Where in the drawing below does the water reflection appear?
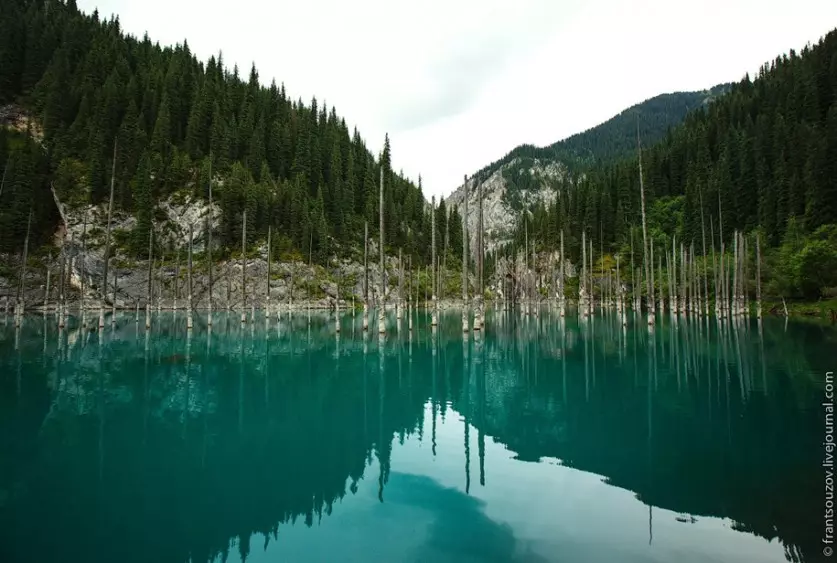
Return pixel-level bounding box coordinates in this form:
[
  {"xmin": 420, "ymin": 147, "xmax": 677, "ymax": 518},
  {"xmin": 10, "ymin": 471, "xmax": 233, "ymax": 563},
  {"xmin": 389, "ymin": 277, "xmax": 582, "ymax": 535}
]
[{"xmin": 0, "ymin": 310, "xmax": 833, "ymax": 563}]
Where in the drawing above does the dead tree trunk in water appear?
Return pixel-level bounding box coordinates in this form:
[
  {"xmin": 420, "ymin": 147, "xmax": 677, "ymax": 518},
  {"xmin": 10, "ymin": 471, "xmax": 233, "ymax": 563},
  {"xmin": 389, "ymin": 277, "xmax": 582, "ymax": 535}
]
[
  {"xmin": 241, "ymin": 210, "xmax": 247, "ymax": 323},
  {"xmin": 207, "ymin": 155, "xmax": 214, "ymax": 325},
  {"xmin": 174, "ymin": 246, "xmax": 180, "ymax": 310},
  {"xmin": 266, "ymin": 226, "xmax": 271, "ymax": 318},
  {"xmin": 462, "ymin": 174, "xmax": 469, "ymax": 333},
  {"xmin": 15, "ymin": 208, "xmax": 33, "ymax": 324},
  {"xmin": 101, "ymin": 140, "xmax": 118, "ymax": 323},
  {"xmin": 756, "ymin": 233, "xmax": 762, "ymax": 319},
  {"xmin": 637, "ymin": 129, "xmax": 653, "ymax": 325},
  {"xmin": 475, "ymin": 174, "xmax": 484, "ymax": 330},
  {"xmin": 378, "ymin": 155, "xmax": 386, "ymax": 334},
  {"xmin": 431, "ymin": 195, "xmax": 437, "ymax": 326},
  {"xmin": 80, "ymin": 212, "xmax": 88, "ymax": 326},
  {"xmin": 145, "ymin": 227, "xmax": 153, "ymax": 329},
  {"xmin": 559, "ymin": 229, "xmax": 566, "ymax": 316},
  {"xmin": 187, "ymin": 223, "xmax": 193, "ymax": 329},
  {"xmin": 363, "ymin": 221, "xmax": 369, "ymax": 331},
  {"xmin": 581, "ymin": 230, "xmax": 587, "ymax": 316}
]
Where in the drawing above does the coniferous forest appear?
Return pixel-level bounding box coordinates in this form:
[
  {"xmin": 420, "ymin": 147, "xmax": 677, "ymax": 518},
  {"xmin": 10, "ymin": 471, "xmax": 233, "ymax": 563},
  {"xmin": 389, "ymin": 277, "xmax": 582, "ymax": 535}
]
[
  {"xmin": 2, "ymin": 0, "xmax": 837, "ymax": 305},
  {"xmin": 0, "ymin": 0, "xmax": 436, "ymax": 266},
  {"xmin": 509, "ymin": 28, "xmax": 837, "ymax": 301}
]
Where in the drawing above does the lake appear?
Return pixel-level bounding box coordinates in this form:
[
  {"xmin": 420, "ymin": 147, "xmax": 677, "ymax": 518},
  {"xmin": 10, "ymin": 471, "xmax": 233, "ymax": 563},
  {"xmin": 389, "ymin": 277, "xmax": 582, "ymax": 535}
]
[{"xmin": 0, "ymin": 309, "xmax": 833, "ymax": 563}]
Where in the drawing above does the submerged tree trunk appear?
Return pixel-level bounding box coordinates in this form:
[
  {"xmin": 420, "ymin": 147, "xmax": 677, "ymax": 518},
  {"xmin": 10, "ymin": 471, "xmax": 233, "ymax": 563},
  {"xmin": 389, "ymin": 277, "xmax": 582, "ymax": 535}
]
[
  {"xmin": 363, "ymin": 221, "xmax": 369, "ymax": 331},
  {"xmin": 145, "ymin": 227, "xmax": 153, "ymax": 329},
  {"xmin": 637, "ymin": 131, "xmax": 654, "ymax": 325},
  {"xmin": 207, "ymin": 155, "xmax": 214, "ymax": 325},
  {"xmin": 431, "ymin": 196, "xmax": 437, "ymax": 326},
  {"xmin": 559, "ymin": 229, "xmax": 566, "ymax": 316},
  {"xmin": 15, "ymin": 208, "xmax": 33, "ymax": 325},
  {"xmin": 462, "ymin": 174, "xmax": 469, "ymax": 333},
  {"xmin": 378, "ymin": 157, "xmax": 386, "ymax": 334},
  {"xmin": 187, "ymin": 224, "xmax": 194, "ymax": 329},
  {"xmin": 756, "ymin": 233, "xmax": 762, "ymax": 319},
  {"xmin": 241, "ymin": 210, "xmax": 247, "ymax": 323},
  {"xmin": 475, "ymin": 174, "xmax": 484, "ymax": 330},
  {"xmin": 266, "ymin": 225, "xmax": 271, "ymax": 319},
  {"xmin": 101, "ymin": 140, "xmax": 118, "ymax": 326},
  {"xmin": 80, "ymin": 212, "xmax": 88, "ymax": 326}
]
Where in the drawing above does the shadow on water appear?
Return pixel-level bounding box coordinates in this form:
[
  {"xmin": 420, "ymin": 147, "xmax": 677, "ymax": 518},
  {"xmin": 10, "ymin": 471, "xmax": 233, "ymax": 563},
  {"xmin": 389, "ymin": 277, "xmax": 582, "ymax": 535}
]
[{"xmin": 0, "ymin": 309, "xmax": 833, "ymax": 563}]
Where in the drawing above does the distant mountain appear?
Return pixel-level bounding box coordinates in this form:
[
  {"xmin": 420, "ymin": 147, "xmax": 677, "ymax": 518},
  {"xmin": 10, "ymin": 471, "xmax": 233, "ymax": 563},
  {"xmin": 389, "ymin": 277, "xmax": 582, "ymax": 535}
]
[
  {"xmin": 448, "ymin": 85, "xmax": 730, "ymax": 248},
  {"xmin": 476, "ymin": 84, "xmax": 732, "ymax": 181}
]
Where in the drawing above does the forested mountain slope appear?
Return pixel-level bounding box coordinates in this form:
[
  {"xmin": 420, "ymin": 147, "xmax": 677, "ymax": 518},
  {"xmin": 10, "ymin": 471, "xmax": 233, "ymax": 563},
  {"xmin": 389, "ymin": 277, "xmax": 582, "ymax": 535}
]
[
  {"xmin": 0, "ymin": 0, "xmax": 430, "ymax": 265},
  {"xmin": 512, "ymin": 28, "xmax": 837, "ymax": 299},
  {"xmin": 447, "ymin": 86, "xmax": 729, "ymax": 249}
]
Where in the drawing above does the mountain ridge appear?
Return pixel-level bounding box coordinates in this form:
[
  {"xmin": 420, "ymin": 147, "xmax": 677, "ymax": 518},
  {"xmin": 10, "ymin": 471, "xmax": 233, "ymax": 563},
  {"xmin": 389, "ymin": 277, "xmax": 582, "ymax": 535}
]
[{"xmin": 446, "ymin": 84, "xmax": 731, "ymax": 249}]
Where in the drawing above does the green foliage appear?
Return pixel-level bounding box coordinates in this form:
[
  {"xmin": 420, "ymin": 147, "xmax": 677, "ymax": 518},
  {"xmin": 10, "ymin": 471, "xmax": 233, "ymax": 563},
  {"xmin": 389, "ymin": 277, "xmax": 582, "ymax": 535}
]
[
  {"xmin": 0, "ymin": 0, "xmax": 431, "ymax": 267},
  {"xmin": 772, "ymin": 222, "xmax": 837, "ymax": 299},
  {"xmin": 504, "ymin": 32, "xmax": 837, "ymax": 301}
]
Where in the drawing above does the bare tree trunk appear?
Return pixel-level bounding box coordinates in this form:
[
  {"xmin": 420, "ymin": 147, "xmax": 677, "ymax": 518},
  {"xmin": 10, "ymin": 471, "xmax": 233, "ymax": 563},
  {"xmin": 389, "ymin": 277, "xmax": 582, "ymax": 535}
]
[
  {"xmin": 559, "ymin": 229, "xmax": 566, "ymax": 317},
  {"xmin": 431, "ymin": 196, "xmax": 437, "ymax": 326},
  {"xmin": 650, "ymin": 236, "xmax": 655, "ymax": 316},
  {"xmin": 174, "ymin": 246, "xmax": 180, "ymax": 310},
  {"xmin": 691, "ymin": 242, "xmax": 697, "ymax": 316},
  {"xmin": 157, "ymin": 260, "xmax": 163, "ymax": 313},
  {"xmin": 363, "ymin": 221, "xmax": 369, "ymax": 331},
  {"xmin": 207, "ymin": 154, "xmax": 214, "ymax": 326},
  {"xmin": 408, "ymin": 254, "xmax": 413, "ymax": 331},
  {"xmin": 398, "ymin": 248, "xmax": 403, "ymax": 321},
  {"xmin": 145, "ymin": 227, "xmax": 152, "ymax": 329},
  {"xmin": 111, "ymin": 265, "xmax": 118, "ymax": 322},
  {"xmin": 584, "ymin": 237, "xmax": 595, "ymax": 315},
  {"xmin": 475, "ymin": 174, "xmax": 484, "ymax": 330},
  {"xmin": 637, "ymin": 131, "xmax": 653, "ymax": 325},
  {"xmin": 699, "ymin": 188, "xmax": 709, "ymax": 318},
  {"xmin": 15, "ymin": 208, "xmax": 32, "ymax": 326},
  {"xmin": 187, "ymin": 223, "xmax": 193, "ymax": 330},
  {"xmin": 44, "ymin": 252, "xmax": 51, "ymax": 312},
  {"xmin": 101, "ymin": 140, "xmax": 118, "ymax": 327},
  {"xmin": 732, "ymin": 231, "xmax": 739, "ymax": 317},
  {"xmin": 630, "ymin": 229, "xmax": 636, "ymax": 311},
  {"xmin": 462, "ymin": 174, "xmax": 469, "ymax": 333},
  {"xmin": 80, "ymin": 212, "xmax": 88, "ymax": 327},
  {"xmin": 756, "ymin": 233, "xmax": 762, "ymax": 319},
  {"xmin": 58, "ymin": 244, "xmax": 66, "ymax": 327},
  {"xmin": 378, "ymin": 156, "xmax": 386, "ymax": 334},
  {"xmin": 241, "ymin": 210, "xmax": 247, "ymax": 323},
  {"xmin": 266, "ymin": 225, "xmax": 271, "ymax": 319},
  {"xmin": 672, "ymin": 235, "xmax": 678, "ymax": 314},
  {"xmin": 658, "ymin": 250, "xmax": 664, "ymax": 314},
  {"xmin": 581, "ymin": 230, "xmax": 587, "ymax": 316}
]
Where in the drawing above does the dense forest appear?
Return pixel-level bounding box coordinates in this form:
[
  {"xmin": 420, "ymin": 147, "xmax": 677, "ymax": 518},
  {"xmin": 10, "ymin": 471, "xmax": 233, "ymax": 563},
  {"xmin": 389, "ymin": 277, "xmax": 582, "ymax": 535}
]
[
  {"xmin": 472, "ymin": 85, "xmax": 730, "ymax": 185},
  {"xmin": 0, "ymin": 0, "xmax": 437, "ymax": 265},
  {"xmin": 509, "ymin": 28, "xmax": 837, "ymax": 301}
]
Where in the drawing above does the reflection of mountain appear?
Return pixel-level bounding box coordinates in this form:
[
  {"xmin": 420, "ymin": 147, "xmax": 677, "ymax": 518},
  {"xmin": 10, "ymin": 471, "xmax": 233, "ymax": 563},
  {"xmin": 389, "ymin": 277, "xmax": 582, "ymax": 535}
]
[
  {"xmin": 0, "ymin": 314, "xmax": 429, "ymax": 563},
  {"xmin": 0, "ymin": 312, "xmax": 828, "ymax": 563},
  {"xmin": 444, "ymin": 314, "xmax": 825, "ymax": 563}
]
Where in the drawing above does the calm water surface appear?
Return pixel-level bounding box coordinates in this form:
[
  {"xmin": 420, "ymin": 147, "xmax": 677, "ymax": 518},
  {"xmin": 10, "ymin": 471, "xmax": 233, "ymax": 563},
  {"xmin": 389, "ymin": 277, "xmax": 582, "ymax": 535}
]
[{"xmin": 0, "ymin": 309, "xmax": 834, "ymax": 563}]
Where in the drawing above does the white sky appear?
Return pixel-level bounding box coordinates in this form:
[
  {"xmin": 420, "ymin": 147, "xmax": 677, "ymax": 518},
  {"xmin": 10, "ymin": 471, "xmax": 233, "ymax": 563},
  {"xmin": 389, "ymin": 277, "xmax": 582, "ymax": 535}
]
[{"xmin": 81, "ymin": 0, "xmax": 837, "ymax": 199}]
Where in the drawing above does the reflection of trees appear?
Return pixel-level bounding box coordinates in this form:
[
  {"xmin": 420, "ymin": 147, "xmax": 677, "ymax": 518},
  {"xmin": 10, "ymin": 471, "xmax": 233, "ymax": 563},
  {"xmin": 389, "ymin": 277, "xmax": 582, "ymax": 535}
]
[
  {"xmin": 445, "ymin": 313, "xmax": 827, "ymax": 563},
  {"xmin": 0, "ymin": 314, "xmax": 432, "ymax": 563},
  {"xmin": 0, "ymin": 312, "xmax": 830, "ymax": 563}
]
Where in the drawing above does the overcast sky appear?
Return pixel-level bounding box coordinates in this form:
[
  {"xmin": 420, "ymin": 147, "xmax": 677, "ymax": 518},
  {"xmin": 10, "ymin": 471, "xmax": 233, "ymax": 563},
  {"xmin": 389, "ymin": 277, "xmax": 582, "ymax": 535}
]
[{"xmin": 81, "ymin": 0, "xmax": 837, "ymax": 199}]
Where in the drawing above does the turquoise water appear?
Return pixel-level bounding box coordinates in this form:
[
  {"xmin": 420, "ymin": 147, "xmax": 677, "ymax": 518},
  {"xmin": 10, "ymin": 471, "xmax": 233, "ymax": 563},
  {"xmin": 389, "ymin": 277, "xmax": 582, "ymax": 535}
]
[{"xmin": 0, "ymin": 310, "xmax": 833, "ymax": 563}]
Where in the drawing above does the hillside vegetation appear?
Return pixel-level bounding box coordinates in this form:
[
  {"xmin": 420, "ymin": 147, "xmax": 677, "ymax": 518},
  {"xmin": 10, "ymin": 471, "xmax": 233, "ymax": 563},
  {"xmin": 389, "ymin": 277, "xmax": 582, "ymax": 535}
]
[
  {"xmin": 510, "ymin": 29, "xmax": 837, "ymax": 301},
  {"xmin": 0, "ymin": 0, "xmax": 432, "ymax": 266}
]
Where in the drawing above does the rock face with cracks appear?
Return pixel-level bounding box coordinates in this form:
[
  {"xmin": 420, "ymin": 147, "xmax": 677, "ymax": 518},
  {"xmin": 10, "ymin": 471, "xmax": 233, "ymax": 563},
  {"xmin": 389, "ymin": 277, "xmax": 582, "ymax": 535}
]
[
  {"xmin": 445, "ymin": 157, "xmax": 572, "ymax": 252},
  {"xmin": 0, "ymin": 194, "xmax": 412, "ymax": 312}
]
